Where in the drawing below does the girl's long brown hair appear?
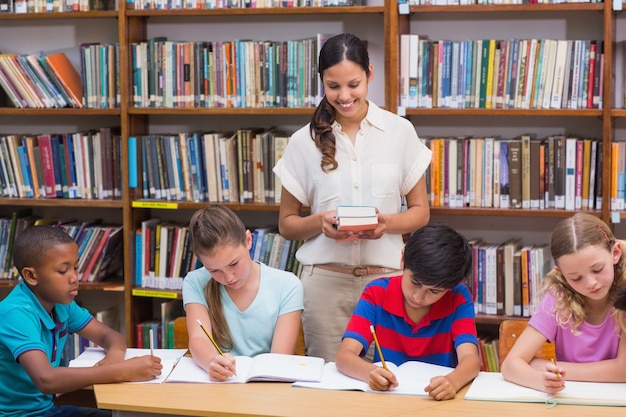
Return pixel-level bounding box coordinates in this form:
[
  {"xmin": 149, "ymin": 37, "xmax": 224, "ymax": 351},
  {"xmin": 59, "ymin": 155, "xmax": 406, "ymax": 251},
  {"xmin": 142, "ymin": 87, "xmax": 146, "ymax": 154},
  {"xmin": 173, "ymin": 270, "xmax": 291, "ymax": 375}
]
[{"xmin": 188, "ymin": 205, "xmax": 247, "ymax": 351}]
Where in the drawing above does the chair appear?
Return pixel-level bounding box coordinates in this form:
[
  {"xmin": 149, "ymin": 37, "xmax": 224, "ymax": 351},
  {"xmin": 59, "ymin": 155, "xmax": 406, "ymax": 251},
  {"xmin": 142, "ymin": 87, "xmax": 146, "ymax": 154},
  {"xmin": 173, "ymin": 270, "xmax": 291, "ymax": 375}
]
[
  {"xmin": 172, "ymin": 316, "xmax": 306, "ymax": 356},
  {"xmin": 498, "ymin": 319, "xmax": 555, "ymax": 368}
]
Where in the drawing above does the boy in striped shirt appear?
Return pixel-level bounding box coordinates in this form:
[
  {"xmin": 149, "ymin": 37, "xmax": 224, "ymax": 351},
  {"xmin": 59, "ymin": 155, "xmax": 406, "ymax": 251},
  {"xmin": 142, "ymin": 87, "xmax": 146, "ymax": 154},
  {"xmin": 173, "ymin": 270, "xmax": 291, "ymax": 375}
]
[{"xmin": 335, "ymin": 223, "xmax": 480, "ymax": 401}]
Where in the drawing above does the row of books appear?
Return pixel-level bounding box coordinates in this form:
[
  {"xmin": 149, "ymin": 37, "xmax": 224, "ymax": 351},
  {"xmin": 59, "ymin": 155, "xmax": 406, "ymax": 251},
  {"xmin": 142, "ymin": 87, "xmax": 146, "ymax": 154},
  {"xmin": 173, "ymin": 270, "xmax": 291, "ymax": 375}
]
[
  {"xmin": 0, "ymin": 0, "xmax": 113, "ymax": 13},
  {"xmin": 249, "ymin": 226, "xmax": 304, "ymax": 275},
  {"xmin": 60, "ymin": 305, "xmax": 119, "ymax": 366},
  {"xmin": 424, "ymin": 135, "xmax": 603, "ymax": 211},
  {"xmin": 0, "ymin": 51, "xmax": 84, "ymax": 109},
  {"xmin": 0, "ymin": 46, "xmax": 119, "ymax": 109},
  {"xmin": 466, "ymin": 238, "xmax": 553, "ymax": 318},
  {"xmin": 399, "ymin": 36, "xmax": 603, "ymax": 110},
  {"xmin": 477, "ymin": 335, "xmax": 500, "ymax": 373},
  {"xmin": 79, "ymin": 43, "xmax": 120, "ymax": 109},
  {"xmin": 135, "ymin": 300, "xmax": 183, "ymax": 349},
  {"xmin": 131, "ymin": 35, "xmax": 330, "ymax": 109},
  {"xmin": 128, "ymin": 0, "xmax": 363, "ymax": 9},
  {"xmin": 136, "ymin": 219, "xmax": 303, "ymax": 290},
  {"xmin": 133, "ymin": 129, "xmax": 289, "ymax": 204},
  {"xmin": 136, "ymin": 219, "xmax": 198, "ymax": 290},
  {"xmin": 0, "ymin": 129, "xmax": 122, "ymax": 200},
  {"xmin": 0, "ymin": 210, "xmax": 123, "ymax": 281}
]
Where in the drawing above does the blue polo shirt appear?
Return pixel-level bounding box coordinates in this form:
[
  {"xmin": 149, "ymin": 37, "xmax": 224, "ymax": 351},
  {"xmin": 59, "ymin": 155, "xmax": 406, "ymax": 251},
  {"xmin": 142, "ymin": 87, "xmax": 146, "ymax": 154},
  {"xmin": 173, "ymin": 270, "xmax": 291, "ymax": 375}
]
[
  {"xmin": 0, "ymin": 280, "xmax": 92, "ymax": 417},
  {"xmin": 343, "ymin": 276, "xmax": 478, "ymax": 367}
]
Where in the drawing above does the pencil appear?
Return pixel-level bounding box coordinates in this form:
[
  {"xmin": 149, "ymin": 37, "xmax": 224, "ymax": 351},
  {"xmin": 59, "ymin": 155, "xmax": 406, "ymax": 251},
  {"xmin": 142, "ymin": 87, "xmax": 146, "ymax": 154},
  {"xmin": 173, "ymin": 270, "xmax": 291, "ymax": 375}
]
[
  {"xmin": 149, "ymin": 328, "xmax": 154, "ymax": 356},
  {"xmin": 196, "ymin": 319, "xmax": 224, "ymax": 356},
  {"xmin": 370, "ymin": 325, "xmax": 388, "ymax": 370},
  {"xmin": 551, "ymin": 358, "xmax": 562, "ymax": 379}
]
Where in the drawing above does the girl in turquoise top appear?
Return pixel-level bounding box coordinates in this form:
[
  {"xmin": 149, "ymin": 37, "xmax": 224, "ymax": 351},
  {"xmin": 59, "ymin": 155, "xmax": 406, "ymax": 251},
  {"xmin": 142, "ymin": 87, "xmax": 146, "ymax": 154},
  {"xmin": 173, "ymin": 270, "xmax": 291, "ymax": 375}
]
[{"xmin": 182, "ymin": 205, "xmax": 303, "ymax": 382}]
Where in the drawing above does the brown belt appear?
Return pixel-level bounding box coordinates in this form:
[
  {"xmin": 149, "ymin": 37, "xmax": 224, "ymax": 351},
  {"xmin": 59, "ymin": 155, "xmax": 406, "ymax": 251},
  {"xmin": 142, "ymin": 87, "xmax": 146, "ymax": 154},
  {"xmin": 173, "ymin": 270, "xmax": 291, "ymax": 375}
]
[{"xmin": 313, "ymin": 264, "xmax": 398, "ymax": 277}]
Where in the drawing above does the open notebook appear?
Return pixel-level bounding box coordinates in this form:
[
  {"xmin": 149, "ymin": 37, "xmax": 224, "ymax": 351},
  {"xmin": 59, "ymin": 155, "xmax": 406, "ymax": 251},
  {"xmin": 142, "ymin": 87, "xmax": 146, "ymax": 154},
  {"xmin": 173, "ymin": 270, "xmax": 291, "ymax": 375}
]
[
  {"xmin": 292, "ymin": 361, "xmax": 454, "ymax": 396},
  {"xmin": 465, "ymin": 371, "xmax": 626, "ymax": 406},
  {"xmin": 69, "ymin": 347, "xmax": 188, "ymax": 384},
  {"xmin": 166, "ymin": 353, "xmax": 325, "ymax": 383}
]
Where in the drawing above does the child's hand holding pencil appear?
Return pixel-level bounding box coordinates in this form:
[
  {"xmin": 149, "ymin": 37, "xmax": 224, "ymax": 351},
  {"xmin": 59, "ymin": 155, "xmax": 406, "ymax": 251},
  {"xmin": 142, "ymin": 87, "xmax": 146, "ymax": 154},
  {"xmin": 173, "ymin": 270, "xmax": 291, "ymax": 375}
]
[
  {"xmin": 197, "ymin": 319, "xmax": 237, "ymax": 381},
  {"xmin": 368, "ymin": 325, "xmax": 398, "ymax": 391}
]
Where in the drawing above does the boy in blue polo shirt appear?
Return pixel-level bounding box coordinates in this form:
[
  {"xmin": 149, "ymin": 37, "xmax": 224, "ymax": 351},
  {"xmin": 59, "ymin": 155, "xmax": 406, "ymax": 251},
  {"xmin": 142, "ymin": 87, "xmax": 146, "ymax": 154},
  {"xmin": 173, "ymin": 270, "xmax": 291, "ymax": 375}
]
[
  {"xmin": 335, "ymin": 223, "xmax": 480, "ymax": 401},
  {"xmin": 0, "ymin": 226, "xmax": 162, "ymax": 417}
]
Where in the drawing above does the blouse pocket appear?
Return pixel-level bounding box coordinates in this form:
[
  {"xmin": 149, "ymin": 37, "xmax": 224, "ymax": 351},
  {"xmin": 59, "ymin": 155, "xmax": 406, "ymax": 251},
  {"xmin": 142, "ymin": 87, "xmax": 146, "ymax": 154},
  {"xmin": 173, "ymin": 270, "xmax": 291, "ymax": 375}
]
[
  {"xmin": 371, "ymin": 164, "xmax": 399, "ymax": 198},
  {"xmin": 313, "ymin": 170, "xmax": 341, "ymax": 206}
]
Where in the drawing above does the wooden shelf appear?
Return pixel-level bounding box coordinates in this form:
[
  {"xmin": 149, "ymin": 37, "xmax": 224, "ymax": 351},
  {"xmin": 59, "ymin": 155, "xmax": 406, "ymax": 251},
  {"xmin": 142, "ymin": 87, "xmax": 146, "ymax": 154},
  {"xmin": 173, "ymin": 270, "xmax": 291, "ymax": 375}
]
[
  {"xmin": 126, "ymin": 5, "xmax": 385, "ymax": 16},
  {"xmin": 408, "ymin": 3, "xmax": 604, "ymax": 13},
  {"xmin": 0, "ymin": 11, "xmax": 117, "ymax": 19},
  {"xmin": 128, "ymin": 107, "xmax": 315, "ymax": 116},
  {"xmin": 430, "ymin": 207, "xmax": 602, "ymax": 218},
  {"xmin": 0, "ymin": 198, "xmax": 123, "ymax": 208}
]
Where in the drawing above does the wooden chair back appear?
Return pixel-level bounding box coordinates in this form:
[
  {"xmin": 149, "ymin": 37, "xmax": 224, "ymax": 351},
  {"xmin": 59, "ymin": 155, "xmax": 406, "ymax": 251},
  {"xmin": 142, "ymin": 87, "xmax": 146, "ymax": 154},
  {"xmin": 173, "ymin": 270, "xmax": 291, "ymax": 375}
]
[
  {"xmin": 498, "ymin": 319, "xmax": 555, "ymax": 368},
  {"xmin": 172, "ymin": 316, "xmax": 306, "ymax": 356}
]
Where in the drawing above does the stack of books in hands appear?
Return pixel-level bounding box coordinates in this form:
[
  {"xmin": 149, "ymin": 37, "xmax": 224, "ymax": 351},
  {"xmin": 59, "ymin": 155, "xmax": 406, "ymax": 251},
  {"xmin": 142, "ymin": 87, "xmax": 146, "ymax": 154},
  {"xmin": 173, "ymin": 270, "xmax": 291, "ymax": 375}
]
[{"xmin": 335, "ymin": 206, "xmax": 378, "ymax": 241}]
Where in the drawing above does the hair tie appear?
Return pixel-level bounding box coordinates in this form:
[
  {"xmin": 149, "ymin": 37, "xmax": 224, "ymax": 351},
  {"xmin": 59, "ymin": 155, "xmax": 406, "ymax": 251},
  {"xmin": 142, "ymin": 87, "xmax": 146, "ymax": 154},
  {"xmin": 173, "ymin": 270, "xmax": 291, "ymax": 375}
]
[{"xmin": 597, "ymin": 224, "xmax": 613, "ymax": 245}]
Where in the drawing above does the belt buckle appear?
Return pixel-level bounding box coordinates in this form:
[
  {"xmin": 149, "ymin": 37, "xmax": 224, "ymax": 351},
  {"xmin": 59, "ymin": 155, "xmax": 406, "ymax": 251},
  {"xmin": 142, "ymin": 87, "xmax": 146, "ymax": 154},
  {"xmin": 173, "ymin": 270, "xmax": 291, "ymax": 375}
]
[{"xmin": 352, "ymin": 266, "xmax": 367, "ymax": 277}]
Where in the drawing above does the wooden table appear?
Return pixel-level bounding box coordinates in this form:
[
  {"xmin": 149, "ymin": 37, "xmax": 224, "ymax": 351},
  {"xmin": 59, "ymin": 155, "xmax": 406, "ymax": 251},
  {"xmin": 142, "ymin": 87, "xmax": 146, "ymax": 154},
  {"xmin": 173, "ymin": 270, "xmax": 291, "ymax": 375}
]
[{"xmin": 94, "ymin": 382, "xmax": 626, "ymax": 417}]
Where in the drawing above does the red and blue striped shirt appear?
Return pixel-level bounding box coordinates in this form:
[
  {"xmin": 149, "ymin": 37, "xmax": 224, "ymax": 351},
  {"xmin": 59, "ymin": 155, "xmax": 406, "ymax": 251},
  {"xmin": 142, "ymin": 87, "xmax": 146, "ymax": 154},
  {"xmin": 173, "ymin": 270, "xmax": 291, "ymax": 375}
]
[{"xmin": 343, "ymin": 276, "xmax": 478, "ymax": 367}]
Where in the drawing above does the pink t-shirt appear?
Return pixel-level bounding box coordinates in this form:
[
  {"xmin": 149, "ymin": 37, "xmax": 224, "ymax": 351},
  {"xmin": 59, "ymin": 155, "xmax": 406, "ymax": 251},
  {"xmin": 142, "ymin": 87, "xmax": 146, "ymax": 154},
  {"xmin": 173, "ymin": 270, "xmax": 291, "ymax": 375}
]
[{"xmin": 529, "ymin": 292, "xmax": 620, "ymax": 363}]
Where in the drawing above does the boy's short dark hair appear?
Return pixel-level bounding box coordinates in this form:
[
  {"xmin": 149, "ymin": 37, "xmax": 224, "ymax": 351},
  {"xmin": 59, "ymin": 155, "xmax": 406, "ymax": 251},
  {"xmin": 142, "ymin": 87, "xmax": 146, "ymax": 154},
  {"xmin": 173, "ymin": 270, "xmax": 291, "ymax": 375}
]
[
  {"xmin": 13, "ymin": 226, "xmax": 75, "ymax": 273},
  {"xmin": 403, "ymin": 223, "xmax": 472, "ymax": 289}
]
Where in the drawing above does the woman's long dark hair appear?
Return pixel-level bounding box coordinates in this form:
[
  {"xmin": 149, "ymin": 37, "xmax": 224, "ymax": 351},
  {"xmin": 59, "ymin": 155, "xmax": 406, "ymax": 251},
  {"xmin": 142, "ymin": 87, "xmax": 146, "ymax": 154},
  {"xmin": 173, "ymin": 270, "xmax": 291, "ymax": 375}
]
[{"xmin": 310, "ymin": 33, "xmax": 370, "ymax": 172}]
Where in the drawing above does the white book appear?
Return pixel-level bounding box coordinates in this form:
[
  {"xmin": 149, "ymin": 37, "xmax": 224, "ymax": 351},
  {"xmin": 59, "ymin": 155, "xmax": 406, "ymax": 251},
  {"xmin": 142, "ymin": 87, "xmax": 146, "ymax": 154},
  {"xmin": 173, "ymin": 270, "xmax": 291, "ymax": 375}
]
[
  {"xmin": 409, "ymin": 34, "xmax": 419, "ymax": 108},
  {"xmin": 465, "ymin": 371, "xmax": 626, "ymax": 407},
  {"xmin": 400, "ymin": 34, "xmax": 410, "ymax": 108},
  {"xmin": 564, "ymin": 137, "xmax": 577, "ymax": 210},
  {"xmin": 449, "ymin": 40, "xmax": 459, "ymax": 109},
  {"xmin": 293, "ymin": 361, "xmax": 454, "ymax": 396},
  {"xmin": 492, "ymin": 139, "xmax": 501, "ymax": 208},
  {"xmin": 69, "ymin": 347, "xmax": 187, "ymax": 384},
  {"xmin": 167, "ymin": 354, "xmax": 324, "ymax": 384},
  {"xmin": 541, "ymin": 39, "xmax": 557, "ymax": 109},
  {"xmin": 483, "ymin": 137, "xmax": 494, "ymax": 208},
  {"xmin": 549, "ymin": 39, "xmax": 569, "ymax": 109}
]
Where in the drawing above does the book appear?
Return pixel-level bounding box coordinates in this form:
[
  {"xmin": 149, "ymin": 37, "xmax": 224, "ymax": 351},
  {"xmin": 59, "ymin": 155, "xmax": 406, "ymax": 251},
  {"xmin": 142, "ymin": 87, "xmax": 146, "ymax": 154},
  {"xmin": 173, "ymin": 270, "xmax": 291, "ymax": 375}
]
[
  {"xmin": 293, "ymin": 361, "xmax": 454, "ymax": 396},
  {"xmin": 465, "ymin": 371, "xmax": 626, "ymax": 407},
  {"xmin": 69, "ymin": 346, "xmax": 187, "ymax": 384},
  {"xmin": 43, "ymin": 52, "xmax": 84, "ymax": 108},
  {"xmin": 335, "ymin": 205, "xmax": 378, "ymax": 232},
  {"xmin": 166, "ymin": 353, "xmax": 324, "ymax": 384}
]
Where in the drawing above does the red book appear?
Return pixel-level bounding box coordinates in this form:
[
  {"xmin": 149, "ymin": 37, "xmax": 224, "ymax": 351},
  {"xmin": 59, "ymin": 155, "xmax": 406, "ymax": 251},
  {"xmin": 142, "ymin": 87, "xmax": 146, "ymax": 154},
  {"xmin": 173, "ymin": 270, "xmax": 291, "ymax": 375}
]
[
  {"xmin": 37, "ymin": 134, "xmax": 57, "ymax": 198},
  {"xmin": 81, "ymin": 226, "xmax": 112, "ymax": 282}
]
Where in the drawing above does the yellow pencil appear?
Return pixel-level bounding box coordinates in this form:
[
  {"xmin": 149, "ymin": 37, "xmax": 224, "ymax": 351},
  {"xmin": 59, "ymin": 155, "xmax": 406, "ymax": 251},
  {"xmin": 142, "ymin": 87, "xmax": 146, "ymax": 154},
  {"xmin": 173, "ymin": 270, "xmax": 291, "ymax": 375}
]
[
  {"xmin": 196, "ymin": 319, "xmax": 224, "ymax": 356},
  {"xmin": 370, "ymin": 325, "xmax": 388, "ymax": 370},
  {"xmin": 551, "ymin": 358, "xmax": 562, "ymax": 379}
]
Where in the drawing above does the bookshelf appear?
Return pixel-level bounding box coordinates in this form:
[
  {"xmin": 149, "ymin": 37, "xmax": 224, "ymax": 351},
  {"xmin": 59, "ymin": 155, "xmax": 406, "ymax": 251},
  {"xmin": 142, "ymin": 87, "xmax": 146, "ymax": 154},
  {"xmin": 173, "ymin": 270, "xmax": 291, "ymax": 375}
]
[
  {"xmin": 1, "ymin": 0, "xmax": 624, "ymax": 348},
  {"xmin": 120, "ymin": 1, "xmax": 391, "ymax": 345}
]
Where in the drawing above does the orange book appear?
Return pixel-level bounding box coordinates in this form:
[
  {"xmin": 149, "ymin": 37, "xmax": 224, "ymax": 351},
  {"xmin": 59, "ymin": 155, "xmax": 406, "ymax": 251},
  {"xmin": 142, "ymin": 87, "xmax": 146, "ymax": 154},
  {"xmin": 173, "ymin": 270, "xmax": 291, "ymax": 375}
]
[{"xmin": 44, "ymin": 53, "xmax": 83, "ymax": 108}]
